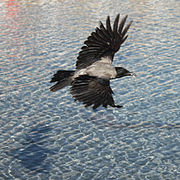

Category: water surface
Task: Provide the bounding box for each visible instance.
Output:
[0,0,180,179]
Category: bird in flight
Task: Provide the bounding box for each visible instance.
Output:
[50,14,135,109]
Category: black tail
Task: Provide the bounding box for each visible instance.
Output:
[50,70,75,92]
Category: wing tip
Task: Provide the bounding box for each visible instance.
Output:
[76,13,133,69]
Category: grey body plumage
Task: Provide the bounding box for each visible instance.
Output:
[72,57,117,80]
[50,14,135,109]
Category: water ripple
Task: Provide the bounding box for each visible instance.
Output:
[0,0,180,179]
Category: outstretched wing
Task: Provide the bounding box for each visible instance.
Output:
[76,14,133,69]
[70,75,116,109]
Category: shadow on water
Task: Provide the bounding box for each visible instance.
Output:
[8,123,54,173]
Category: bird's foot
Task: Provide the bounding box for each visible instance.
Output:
[113,104,123,108]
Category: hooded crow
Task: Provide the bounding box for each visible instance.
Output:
[50,14,135,109]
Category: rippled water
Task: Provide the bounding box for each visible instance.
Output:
[0,0,180,179]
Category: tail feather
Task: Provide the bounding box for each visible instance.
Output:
[50,70,74,92]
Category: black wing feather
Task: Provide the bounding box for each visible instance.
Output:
[106,16,113,37]
[70,75,116,109]
[76,14,133,69]
[113,14,120,32]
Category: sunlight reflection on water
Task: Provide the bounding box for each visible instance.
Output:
[0,0,180,179]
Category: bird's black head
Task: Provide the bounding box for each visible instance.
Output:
[115,67,136,78]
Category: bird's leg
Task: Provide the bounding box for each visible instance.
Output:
[112,104,123,108]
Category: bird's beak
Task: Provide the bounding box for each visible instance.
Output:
[126,72,136,78]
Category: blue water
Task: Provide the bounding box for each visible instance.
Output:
[0,0,180,179]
